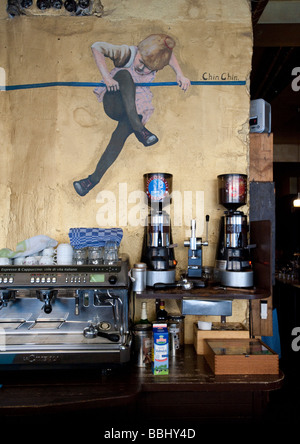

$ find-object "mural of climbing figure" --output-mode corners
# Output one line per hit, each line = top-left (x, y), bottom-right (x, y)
(73, 34), (191, 197)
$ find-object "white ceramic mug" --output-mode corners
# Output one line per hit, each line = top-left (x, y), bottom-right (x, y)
(39, 256), (55, 265)
(57, 243), (73, 254)
(14, 257), (25, 265)
(42, 247), (56, 257)
(24, 256), (39, 265)
(56, 243), (73, 265)
(0, 257), (11, 265)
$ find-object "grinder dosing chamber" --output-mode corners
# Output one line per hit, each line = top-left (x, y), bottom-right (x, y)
(216, 174), (253, 287)
(141, 173), (176, 287)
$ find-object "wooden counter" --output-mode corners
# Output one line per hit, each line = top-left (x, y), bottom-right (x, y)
(0, 346), (283, 425)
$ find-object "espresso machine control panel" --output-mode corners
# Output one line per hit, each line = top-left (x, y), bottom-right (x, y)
(0, 262), (127, 289)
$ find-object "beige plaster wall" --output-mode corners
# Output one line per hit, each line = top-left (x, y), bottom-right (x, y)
(0, 0), (253, 339)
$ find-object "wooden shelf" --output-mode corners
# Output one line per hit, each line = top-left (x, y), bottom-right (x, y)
(135, 285), (270, 300)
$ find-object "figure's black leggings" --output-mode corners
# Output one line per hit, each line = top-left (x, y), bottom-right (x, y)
(88, 70), (143, 185)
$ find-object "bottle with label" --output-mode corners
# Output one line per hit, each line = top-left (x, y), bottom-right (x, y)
(156, 300), (168, 322)
(138, 302), (151, 325)
(133, 302), (152, 367)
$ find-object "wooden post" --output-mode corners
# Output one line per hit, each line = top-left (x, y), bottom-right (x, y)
(249, 133), (274, 337)
(249, 133), (273, 182)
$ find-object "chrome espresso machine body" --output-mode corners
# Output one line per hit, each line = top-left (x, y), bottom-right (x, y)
(0, 255), (130, 369)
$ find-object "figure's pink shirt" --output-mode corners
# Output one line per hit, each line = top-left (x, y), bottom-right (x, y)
(93, 45), (156, 124)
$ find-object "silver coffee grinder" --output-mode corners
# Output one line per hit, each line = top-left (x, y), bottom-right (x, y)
(141, 173), (177, 287)
(215, 174), (254, 287)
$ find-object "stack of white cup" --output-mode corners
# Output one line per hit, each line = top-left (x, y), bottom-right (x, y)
(39, 247), (57, 265)
(13, 257), (25, 265)
(56, 243), (74, 265)
(0, 258), (12, 265)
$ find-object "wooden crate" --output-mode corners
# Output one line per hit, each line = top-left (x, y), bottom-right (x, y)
(193, 322), (249, 355)
(204, 338), (279, 375)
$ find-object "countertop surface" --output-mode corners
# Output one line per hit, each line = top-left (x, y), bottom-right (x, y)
(0, 346), (284, 414)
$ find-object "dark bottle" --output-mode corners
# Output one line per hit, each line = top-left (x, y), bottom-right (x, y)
(156, 300), (168, 322)
(64, 0), (77, 12)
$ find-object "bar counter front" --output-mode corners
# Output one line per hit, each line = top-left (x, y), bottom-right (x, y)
(0, 344), (283, 427)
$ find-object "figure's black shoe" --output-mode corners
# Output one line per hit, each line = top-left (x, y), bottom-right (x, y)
(73, 177), (95, 196)
(134, 128), (158, 146)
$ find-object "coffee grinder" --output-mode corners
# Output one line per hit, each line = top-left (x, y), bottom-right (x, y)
(141, 173), (177, 287)
(216, 174), (253, 287)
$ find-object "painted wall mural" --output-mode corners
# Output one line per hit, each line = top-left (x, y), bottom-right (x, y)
(0, 0), (252, 272)
(0, 0), (252, 333)
(73, 34), (191, 197)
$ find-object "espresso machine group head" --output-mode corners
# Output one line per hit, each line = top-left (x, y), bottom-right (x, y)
(216, 174), (254, 287)
(141, 173), (177, 287)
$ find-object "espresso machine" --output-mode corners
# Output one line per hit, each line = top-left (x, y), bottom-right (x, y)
(141, 173), (177, 287)
(215, 174), (253, 287)
(0, 255), (131, 369)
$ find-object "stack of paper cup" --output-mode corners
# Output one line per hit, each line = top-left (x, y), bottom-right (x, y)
(56, 243), (74, 265)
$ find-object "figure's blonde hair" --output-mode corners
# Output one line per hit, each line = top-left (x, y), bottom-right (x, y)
(138, 34), (175, 71)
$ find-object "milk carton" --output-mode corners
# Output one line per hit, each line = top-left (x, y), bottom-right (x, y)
(152, 323), (169, 375)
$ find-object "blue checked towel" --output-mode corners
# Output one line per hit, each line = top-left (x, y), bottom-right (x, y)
(68, 228), (123, 249)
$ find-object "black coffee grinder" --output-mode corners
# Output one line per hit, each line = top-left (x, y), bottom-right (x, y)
(216, 174), (253, 287)
(141, 173), (177, 287)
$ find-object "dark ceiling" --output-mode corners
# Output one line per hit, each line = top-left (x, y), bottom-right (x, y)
(251, 0), (300, 145)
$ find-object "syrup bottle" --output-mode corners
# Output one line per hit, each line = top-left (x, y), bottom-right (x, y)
(156, 300), (168, 322)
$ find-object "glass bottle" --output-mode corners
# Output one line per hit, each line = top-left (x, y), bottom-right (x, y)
(137, 302), (151, 325)
(156, 300), (168, 322)
(133, 302), (152, 367)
